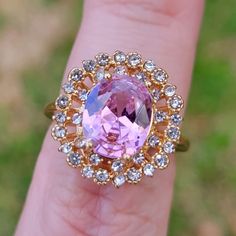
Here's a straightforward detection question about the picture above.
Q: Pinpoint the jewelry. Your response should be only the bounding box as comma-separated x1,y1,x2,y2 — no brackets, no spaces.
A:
45,51,189,187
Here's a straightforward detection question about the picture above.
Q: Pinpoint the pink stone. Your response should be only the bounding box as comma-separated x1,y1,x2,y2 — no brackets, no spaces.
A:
82,74,152,158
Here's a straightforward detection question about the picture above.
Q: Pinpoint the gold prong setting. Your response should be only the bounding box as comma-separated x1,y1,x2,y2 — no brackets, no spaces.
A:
51,51,184,187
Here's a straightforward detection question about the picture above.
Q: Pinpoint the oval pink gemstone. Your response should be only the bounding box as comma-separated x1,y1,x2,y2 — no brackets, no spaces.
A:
82,74,152,158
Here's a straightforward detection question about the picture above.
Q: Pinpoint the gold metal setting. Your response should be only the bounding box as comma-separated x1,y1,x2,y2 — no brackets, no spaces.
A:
45,51,189,187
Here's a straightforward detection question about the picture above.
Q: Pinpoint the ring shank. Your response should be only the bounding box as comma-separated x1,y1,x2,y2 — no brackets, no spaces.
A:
44,103,189,152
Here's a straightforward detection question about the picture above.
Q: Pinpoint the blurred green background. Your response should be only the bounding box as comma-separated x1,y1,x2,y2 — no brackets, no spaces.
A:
0,0,235,235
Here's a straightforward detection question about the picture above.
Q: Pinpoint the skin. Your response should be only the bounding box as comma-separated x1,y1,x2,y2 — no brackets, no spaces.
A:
15,1,204,235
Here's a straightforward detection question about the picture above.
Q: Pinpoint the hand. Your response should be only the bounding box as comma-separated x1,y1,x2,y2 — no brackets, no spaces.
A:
15,1,204,235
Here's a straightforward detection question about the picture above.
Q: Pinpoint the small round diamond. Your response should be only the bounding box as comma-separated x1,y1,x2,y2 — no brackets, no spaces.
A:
133,153,145,164
59,143,72,154
153,69,167,83
170,114,182,125
111,160,123,172
54,112,67,123
143,164,155,176
82,165,94,178
154,111,167,123
151,89,160,101
96,68,105,81
168,95,183,110
89,153,101,165
95,169,109,183
71,113,82,125
56,95,70,109
115,66,126,75
154,153,169,169
63,82,74,94
67,152,82,166
166,126,180,140
144,60,156,72
75,138,88,149
164,85,176,97
163,141,175,154
83,60,96,72
113,175,126,187
78,89,88,101
69,68,83,82
128,53,141,67
136,72,147,83
127,168,142,182
53,125,66,138
96,53,110,66
148,135,160,147
114,51,126,63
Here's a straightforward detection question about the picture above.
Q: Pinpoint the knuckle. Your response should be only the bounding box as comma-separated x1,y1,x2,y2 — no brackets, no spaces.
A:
89,0,177,27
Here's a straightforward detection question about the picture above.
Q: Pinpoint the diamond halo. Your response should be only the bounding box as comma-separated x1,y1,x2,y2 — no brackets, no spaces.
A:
51,51,184,187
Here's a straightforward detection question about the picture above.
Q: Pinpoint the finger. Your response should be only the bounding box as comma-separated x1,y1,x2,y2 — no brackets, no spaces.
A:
16,1,204,236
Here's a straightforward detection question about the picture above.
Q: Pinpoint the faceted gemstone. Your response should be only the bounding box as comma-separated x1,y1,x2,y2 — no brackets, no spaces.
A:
136,72,147,83
133,152,145,164
53,125,66,138
83,74,152,159
170,113,182,125
82,166,94,178
95,169,109,182
166,126,180,140
78,89,88,101
164,85,176,97
114,51,126,63
96,68,105,81
144,60,156,72
163,141,175,154
59,143,72,154
114,66,126,75
113,175,126,187
127,167,142,182
168,95,183,109
75,138,88,149
89,153,101,165
128,53,141,67
56,95,69,109
143,163,155,176
154,153,169,169
151,89,160,101
154,111,166,123
111,160,123,172
83,60,96,72
96,53,110,66
63,82,74,94
54,111,67,123
68,152,82,166
69,68,83,82
71,113,82,125
153,69,167,83
148,135,160,147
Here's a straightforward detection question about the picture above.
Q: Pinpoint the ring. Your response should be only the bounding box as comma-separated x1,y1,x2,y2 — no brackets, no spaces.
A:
45,51,189,187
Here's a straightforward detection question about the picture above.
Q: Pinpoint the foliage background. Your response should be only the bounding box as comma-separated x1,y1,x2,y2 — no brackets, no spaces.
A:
0,0,235,235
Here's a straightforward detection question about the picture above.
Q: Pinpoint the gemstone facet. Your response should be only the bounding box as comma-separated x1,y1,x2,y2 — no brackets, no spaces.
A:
154,153,169,169
143,163,155,176
95,169,109,182
127,167,142,182
68,152,82,166
83,74,152,159
113,175,126,187
69,68,83,82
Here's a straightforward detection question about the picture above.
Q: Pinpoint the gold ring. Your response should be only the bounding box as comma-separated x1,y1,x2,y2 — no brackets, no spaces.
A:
45,51,190,187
